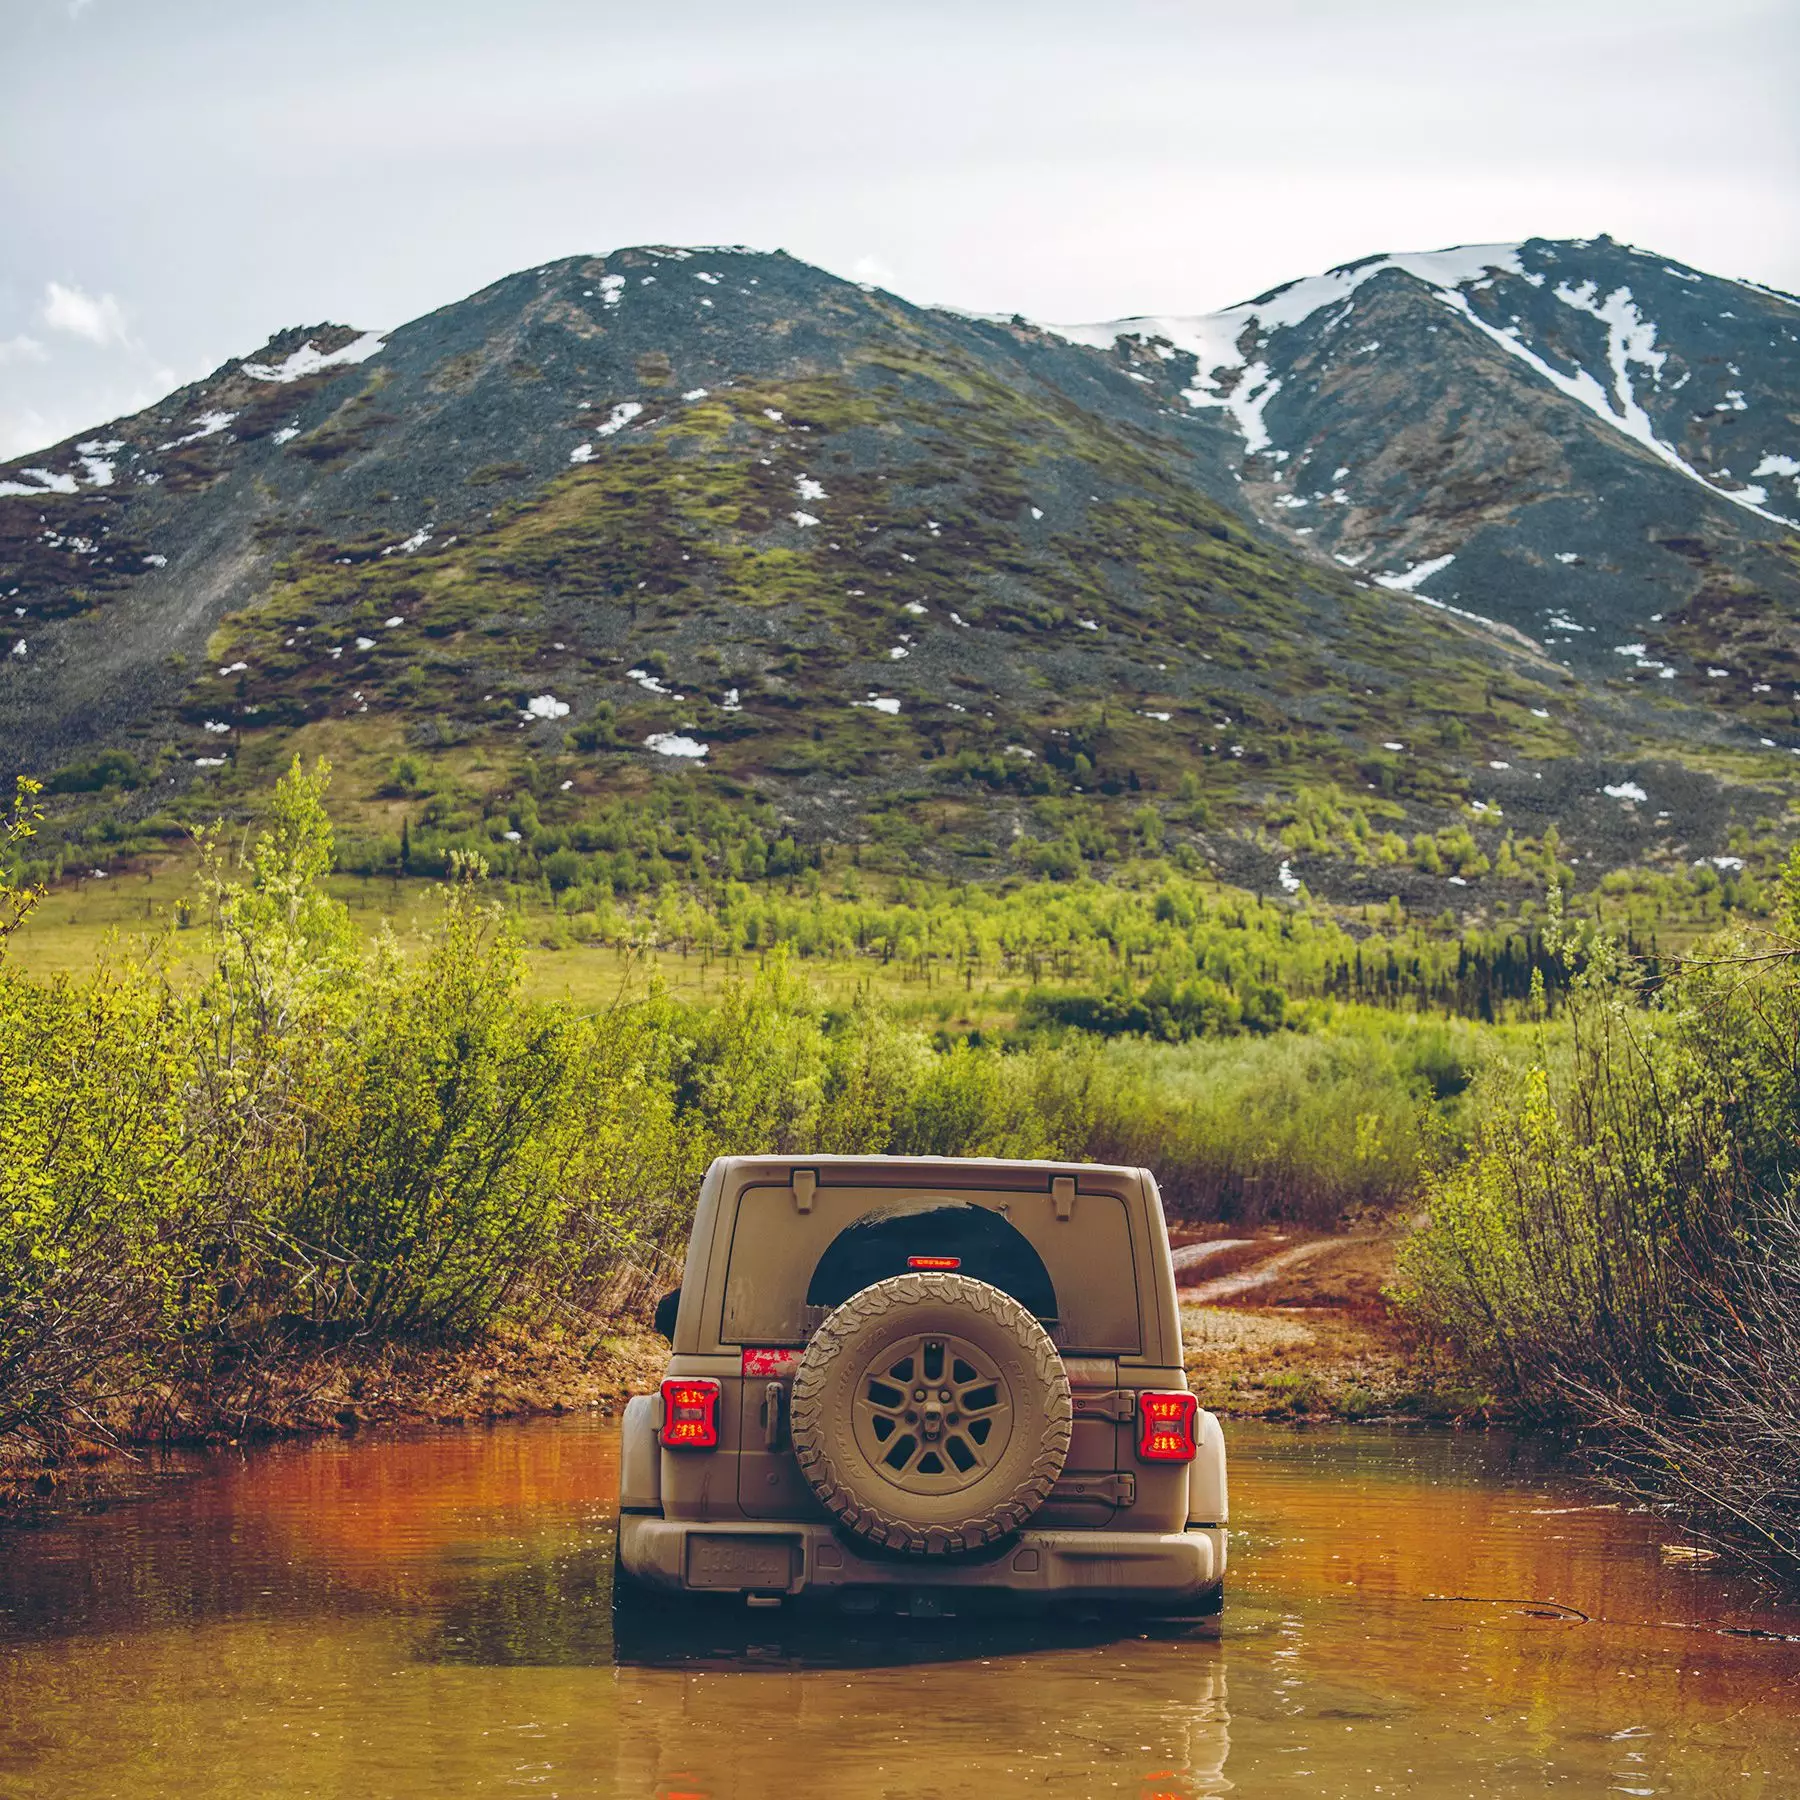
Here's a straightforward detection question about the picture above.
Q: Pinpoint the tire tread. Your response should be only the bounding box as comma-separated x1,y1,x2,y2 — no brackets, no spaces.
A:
789,1273,1072,1557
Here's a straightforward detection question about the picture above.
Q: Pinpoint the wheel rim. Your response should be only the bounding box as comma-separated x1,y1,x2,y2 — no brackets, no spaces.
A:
851,1330,1016,1494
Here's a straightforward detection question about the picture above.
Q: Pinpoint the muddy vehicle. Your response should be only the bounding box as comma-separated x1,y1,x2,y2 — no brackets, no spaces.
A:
616,1156,1227,1617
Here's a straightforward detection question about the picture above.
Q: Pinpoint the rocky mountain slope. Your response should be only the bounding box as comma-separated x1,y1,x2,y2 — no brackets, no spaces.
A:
0,239,1794,900
1052,238,1799,721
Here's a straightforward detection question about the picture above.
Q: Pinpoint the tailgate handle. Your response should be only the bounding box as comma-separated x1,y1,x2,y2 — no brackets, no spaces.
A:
762,1380,787,1451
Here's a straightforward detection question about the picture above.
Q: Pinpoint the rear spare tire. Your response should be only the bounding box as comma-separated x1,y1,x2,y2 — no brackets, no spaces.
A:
789,1272,1072,1555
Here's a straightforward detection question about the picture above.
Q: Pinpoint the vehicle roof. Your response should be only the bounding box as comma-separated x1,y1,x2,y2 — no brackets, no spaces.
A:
678,1155,1179,1367
707,1154,1149,1186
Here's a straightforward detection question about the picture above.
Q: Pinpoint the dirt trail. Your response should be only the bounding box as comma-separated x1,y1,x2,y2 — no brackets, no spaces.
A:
1168,1237,1258,1275
1175,1226,1435,1419
1184,1237,1379,1305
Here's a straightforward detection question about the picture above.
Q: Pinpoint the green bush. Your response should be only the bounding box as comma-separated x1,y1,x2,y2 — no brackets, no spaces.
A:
1019,973,1284,1041
1393,874,1800,1574
45,750,145,794
1074,1016,1491,1222
0,781,192,1448
0,959,196,1447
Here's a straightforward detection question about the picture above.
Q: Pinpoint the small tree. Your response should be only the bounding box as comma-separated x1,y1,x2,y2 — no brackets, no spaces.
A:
0,777,44,962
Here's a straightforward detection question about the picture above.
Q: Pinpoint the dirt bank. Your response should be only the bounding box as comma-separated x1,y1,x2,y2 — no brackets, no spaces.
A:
0,1323,668,1522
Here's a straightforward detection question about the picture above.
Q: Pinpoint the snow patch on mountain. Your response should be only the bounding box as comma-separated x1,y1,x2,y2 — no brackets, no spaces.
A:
241,332,385,384
1751,453,1800,502
1375,554,1455,593
74,440,122,485
0,467,79,496
159,411,237,450
1046,245,1526,455
1435,288,1797,527
645,732,707,759
570,400,644,462
1048,241,1799,530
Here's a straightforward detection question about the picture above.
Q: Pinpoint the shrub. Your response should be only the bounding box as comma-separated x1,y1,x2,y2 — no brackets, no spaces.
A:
45,750,145,794
275,886,581,1334
1394,871,1800,1575
0,960,195,1448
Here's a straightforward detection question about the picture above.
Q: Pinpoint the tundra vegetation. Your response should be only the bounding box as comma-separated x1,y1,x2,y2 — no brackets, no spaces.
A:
2,762,1796,1583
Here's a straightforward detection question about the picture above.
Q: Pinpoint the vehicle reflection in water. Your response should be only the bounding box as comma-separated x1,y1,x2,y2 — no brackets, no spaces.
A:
0,1416,1796,1798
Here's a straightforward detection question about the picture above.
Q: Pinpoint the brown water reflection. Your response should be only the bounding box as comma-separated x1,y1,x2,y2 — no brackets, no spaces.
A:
1,1419,1796,1797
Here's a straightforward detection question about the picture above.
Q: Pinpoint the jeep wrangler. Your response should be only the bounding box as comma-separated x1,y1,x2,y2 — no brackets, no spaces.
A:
615,1155,1227,1616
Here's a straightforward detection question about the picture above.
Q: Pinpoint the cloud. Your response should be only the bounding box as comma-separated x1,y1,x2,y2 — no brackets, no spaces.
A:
0,336,48,366
42,280,129,346
850,255,898,291
0,408,62,461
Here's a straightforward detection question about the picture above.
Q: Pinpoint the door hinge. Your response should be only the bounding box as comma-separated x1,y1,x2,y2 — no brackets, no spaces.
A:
1050,1471,1136,1506
1071,1388,1138,1422
761,1380,787,1451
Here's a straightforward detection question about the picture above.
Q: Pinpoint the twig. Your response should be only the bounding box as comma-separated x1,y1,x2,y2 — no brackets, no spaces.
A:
1423,1594,1589,1621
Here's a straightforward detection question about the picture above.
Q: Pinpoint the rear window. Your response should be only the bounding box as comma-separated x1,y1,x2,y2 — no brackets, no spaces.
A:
718,1182,1142,1353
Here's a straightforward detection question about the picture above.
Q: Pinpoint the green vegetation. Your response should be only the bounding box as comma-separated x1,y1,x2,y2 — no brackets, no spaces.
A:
1394,872,1800,1578
1,760,1508,1458
10,754,1800,1586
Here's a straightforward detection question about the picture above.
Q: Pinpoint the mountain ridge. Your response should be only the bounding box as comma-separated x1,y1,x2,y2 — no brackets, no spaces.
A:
1,237,1794,903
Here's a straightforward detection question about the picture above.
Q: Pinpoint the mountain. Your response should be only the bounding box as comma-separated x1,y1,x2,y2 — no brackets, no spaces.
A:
1050,238,1800,716
0,239,1794,902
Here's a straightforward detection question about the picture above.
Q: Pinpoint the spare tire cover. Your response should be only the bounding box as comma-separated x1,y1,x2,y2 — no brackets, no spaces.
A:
789,1272,1072,1555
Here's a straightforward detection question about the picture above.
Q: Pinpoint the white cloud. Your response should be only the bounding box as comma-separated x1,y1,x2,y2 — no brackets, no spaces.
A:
42,281,129,347
0,373,181,462
851,255,898,290
0,409,61,461
0,336,47,366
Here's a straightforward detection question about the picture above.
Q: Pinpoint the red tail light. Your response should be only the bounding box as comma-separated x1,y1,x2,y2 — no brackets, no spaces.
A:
907,1255,961,1270
660,1378,721,1449
1136,1391,1199,1463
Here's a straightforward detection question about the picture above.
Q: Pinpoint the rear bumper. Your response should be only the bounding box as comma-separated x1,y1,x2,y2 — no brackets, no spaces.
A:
618,1513,1226,1610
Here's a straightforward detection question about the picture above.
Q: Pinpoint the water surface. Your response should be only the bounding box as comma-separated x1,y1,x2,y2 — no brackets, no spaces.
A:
2,1418,1796,1796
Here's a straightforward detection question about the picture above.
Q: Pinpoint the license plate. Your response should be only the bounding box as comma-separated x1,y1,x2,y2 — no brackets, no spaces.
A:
685,1534,797,1590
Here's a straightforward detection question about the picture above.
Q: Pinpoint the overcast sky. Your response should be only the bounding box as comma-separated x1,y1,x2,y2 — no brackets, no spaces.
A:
3,0,1795,458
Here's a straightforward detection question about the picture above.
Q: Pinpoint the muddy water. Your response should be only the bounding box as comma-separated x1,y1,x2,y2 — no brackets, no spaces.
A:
2,1420,1797,1798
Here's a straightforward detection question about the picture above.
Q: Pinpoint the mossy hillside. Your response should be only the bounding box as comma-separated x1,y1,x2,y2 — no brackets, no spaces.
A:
10,246,1784,913
122,339,1582,890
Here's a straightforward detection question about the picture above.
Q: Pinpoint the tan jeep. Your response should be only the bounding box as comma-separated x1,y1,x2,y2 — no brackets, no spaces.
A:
615,1155,1227,1618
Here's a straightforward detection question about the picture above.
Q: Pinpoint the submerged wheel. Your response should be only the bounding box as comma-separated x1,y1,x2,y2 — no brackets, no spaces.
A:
789,1272,1071,1556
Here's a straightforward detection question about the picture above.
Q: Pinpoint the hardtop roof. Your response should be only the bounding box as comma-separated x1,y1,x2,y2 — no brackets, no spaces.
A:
708,1154,1148,1188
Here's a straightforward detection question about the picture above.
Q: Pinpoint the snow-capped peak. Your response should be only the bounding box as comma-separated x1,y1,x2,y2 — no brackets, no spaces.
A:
1045,245,1526,462
1043,240,1797,529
